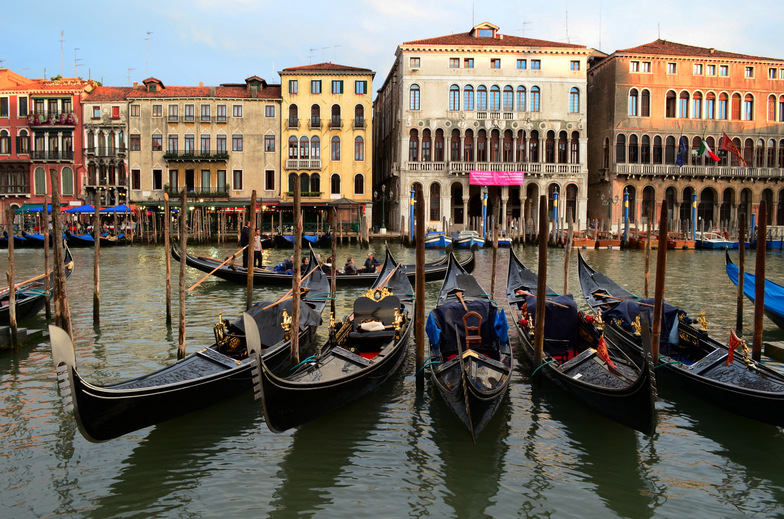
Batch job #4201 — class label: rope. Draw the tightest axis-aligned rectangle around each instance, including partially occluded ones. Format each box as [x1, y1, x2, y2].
[416, 358, 441, 375]
[289, 355, 318, 372]
[654, 359, 683, 369]
[531, 359, 556, 377]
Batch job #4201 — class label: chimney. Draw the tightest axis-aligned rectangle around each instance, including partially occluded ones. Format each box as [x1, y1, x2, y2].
[133, 81, 138, 87]
[199, 81, 204, 87]
[499, 34, 504, 40]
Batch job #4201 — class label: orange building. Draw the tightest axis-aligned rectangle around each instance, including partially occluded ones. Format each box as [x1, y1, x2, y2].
[587, 40, 784, 229]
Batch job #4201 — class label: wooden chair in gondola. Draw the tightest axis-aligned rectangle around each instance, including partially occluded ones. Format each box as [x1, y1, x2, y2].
[463, 311, 483, 349]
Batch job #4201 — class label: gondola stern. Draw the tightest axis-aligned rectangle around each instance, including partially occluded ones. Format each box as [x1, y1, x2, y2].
[50, 325, 76, 414]
[242, 313, 264, 402]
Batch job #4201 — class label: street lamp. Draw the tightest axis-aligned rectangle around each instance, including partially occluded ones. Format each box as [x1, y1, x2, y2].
[374, 184, 394, 233]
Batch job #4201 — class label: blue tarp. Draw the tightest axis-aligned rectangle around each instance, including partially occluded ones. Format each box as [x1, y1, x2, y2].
[99, 204, 134, 214]
[726, 260, 784, 323]
[65, 205, 95, 214]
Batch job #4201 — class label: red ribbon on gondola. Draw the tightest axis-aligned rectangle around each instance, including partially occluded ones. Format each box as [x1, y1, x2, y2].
[596, 336, 617, 369]
[727, 329, 742, 366]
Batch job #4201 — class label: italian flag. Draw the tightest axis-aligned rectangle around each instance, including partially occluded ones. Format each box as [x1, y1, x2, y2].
[699, 138, 721, 162]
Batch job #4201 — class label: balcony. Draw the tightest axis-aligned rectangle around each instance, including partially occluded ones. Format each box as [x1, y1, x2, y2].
[28, 111, 78, 127]
[309, 117, 322, 129]
[31, 150, 74, 162]
[288, 118, 300, 129]
[162, 150, 229, 163]
[0, 184, 31, 196]
[85, 174, 128, 189]
[403, 160, 582, 177]
[85, 147, 128, 159]
[165, 185, 230, 198]
[353, 117, 365, 129]
[329, 118, 342, 129]
[285, 159, 322, 170]
[284, 191, 322, 198]
[615, 163, 781, 179]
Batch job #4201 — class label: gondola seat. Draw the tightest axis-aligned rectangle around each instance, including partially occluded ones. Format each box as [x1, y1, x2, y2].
[463, 311, 483, 347]
[348, 295, 401, 343]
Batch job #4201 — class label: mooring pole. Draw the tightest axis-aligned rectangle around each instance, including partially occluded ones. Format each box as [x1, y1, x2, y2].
[651, 200, 669, 365]
[291, 181, 302, 364]
[93, 191, 101, 325]
[5, 207, 18, 349]
[644, 220, 652, 299]
[753, 201, 766, 362]
[415, 184, 426, 386]
[736, 214, 746, 335]
[164, 193, 172, 326]
[533, 195, 548, 370]
[247, 191, 257, 310]
[50, 169, 72, 339]
[42, 193, 51, 319]
[564, 216, 573, 295]
[178, 189, 187, 359]
[490, 196, 499, 300]
[330, 206, 337, 320]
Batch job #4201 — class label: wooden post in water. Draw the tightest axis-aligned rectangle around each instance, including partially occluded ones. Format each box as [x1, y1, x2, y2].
[644, 220, 652, 299]
[291, 180, 302, 364]
[490, 197, 499, 300]
[330, 207, 337, 320]
[533, 195, 549, 370]
[93, 191, 101, 325]
[564, 216, 573, 295]
[736, 214, 746, 334]
[42, 193, 51, 320]
[415, 184, 426, 386]
[5, 207, 18, 349]
[650, 200, 669, 365]
[753, 202, 766, 362]
[164, 194, 172, 326]
[50, 169, 72, 339]
[246, 191, 257, 310]
[178, 189, 187, 359]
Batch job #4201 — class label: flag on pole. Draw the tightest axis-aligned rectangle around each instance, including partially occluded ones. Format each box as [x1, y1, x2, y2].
[698, 137, 721, 162]
[676, 135, 687, 167]
[720, 132, 747, 167]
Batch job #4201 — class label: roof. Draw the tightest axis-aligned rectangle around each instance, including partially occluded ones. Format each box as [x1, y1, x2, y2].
[402, 31, 586, 50]
[126, 84, 282, 99]
[281, 62, 374, 74]
[617, 39, 784, 62]
[84, 86, 134, 102]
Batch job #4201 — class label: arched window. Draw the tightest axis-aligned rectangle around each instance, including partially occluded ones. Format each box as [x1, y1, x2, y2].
[354, 174, 364, 195]
[641, 135, 651, 163]
[449, 85, 460, 110]
[769, 95, 777, 121]
[516, 86, 526, 111]
[756, 139, 765, 167]
[311, 173, 320, 194]
[429, 183, 441, 221]
[435, 129, 445, 161]
[616, 134, 626, 163]
[311, 104, 321, 127]
[706, 92, 716, 119]
[678, 91, 689, 118]
[300, 137, 309, 160]
[477, 130, 487, 162]
[665, 90, 676, 118]
[331, 173, 340, 195]
[719, 92, 729, 119]
[653, 136, 663, 164]
[464, 85, 474, 111]
[34, 167, 46, 195]
[530, 86, 540, 112]
[409, 84, 420, 110]
[450, 129, 461, 161]
[503, 86, 514, 111]
[477, 85, 488, 111]
[300, 172, 310, 193]
[629, 88, 639, 116]
[354, 136, 364, 161]
[545, 131, 555, 163]
[288, 104, 298, 128]
[569, 87, 580, 113]
[517, 130, 527, 162]
[628, 134, 639, 163]
[331, 104, 341, 128]
[692, 92, 702, 119]
[489, 86, 500, 111]
[288, 136, 298, 159]
[0, 130, 9, 154]
[61, 167, 74, 195]
[731, 93, 742, 120]
[665, 136, 676, 164]
[641, 89, 650, 117]
[422, 129, 431, 162]
[311, 136, 320, 159]
[354, 104, 364, 127]
[463, 129, 474, 162]
[18, 129, 29, 154]
[744, 94, 754, 121]
[768, 139, 776, 167]
[409, 129, 419, 162]
[331, 136, 341, 161]
[779, 95, 784, 122]
[570, 131, 580, 163]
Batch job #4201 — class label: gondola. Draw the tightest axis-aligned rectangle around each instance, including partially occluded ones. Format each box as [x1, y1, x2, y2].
[507, 248, 657, 435]
[426, 252, 512, 441]
[578, 251, 784, 428]
[49, 249, 330, 442]
[172, 245, 474, 286]
[725, 252, 784, 331]
[65, 231, 96, 247]
[247, 248, 414, 433]
[1, 244, 75, 326]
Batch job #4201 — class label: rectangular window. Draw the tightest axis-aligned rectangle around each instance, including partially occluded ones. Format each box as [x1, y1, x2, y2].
[169, 170, 179, 190]
[132, 169, 141, 190]
[449, 58, 459, 68]
[18, 96, 28, 117]
[693, 63, 703, 75]
[264, 135, 275, 152]
[130, 105, 140, 117]
[570, 61, 580, 71]
[112, 106, 120, 119]
[184, 104, 194, 121]
[152, 104, 162, 117]
[667, 63, 677, 74]
[410, 57, 420, 68]
[201, 135, 210, 153]
[201, 105, 210, 121]
[769, 68, 778, 79]
[464, 58, 474, 68]
[630, 61, 640, 72]
[355, 80, 367, 95]
[92, 106, 101, 119]
[233, 105, 242, 117]
[289, 80, 298, 94]
[130, 134, 141, 151]
[265, 105, 275, 117]
[232, 134, 243, 151]
[707, 64, 716, 76]
[642, 62, 651, 72]
[216, 135, 226, 153]
[781, 69, 784, 79]
[531, 60, 541, 70]
[217, 170, 226, 192]
[745, 66, 754, 78]
[307, 80, 320, 94]
[168, 104, 178, 121]
[719, 65, 729, 76]
[516, 59, 527, 70]
[152, 134, 162, 151]
[216, 104, 226, 121]
[265, 170, 275, 191]
[168, 134, 178, 152]
[233, 170, 243, 190]
[201, 169, 210, 190]
[490, 58, 500, 69]
[331, 138, 340, 161]
[331, 80, 344, 94]
[184, 134, 194, 153]
[153, 169, 162, 190]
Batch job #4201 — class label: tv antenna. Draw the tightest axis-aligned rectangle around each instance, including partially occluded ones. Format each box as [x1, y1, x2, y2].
[308, 48, 318, 64]
[74, 48, 82, 77]
[519, 19, 532, 38]
[145, 32, 152, 77]
[59, 30, 64, 76]
[127, 67, 134, 86]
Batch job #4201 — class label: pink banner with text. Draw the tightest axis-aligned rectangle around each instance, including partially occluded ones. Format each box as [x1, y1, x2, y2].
[469, 171, 525, 186]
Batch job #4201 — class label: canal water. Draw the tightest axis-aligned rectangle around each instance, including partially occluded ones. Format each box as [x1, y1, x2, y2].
[1, 242, 783, 518]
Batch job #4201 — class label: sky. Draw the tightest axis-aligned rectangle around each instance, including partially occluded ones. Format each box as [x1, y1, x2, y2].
[3, 0, 784, 92]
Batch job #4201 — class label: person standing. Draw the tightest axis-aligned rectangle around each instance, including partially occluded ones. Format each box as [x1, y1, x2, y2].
[240, 221, 251, 268]
[253, 229, 263, 268]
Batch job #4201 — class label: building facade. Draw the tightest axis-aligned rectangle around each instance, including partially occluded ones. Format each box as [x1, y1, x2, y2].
[374, 22, 593, 234]
[279, 63, 375, 229]
[125, 76, 282, 208]
[587, 39, 784, 229]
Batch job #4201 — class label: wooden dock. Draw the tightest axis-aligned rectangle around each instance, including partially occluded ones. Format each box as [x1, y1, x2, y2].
[0, 326, 47, 350]
[763, 341, 784, 363]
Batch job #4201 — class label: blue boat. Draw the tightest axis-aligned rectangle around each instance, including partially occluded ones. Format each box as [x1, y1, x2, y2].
[725, 252, 784, 331]
[453, 230, 484, 249]
[424, 231, 452, 249]
[695, 231, 737, 250]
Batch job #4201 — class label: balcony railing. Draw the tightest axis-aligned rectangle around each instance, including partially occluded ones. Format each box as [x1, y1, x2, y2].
[85, 147, 128, 158]
[404, 160, 583, 176]
[288, 118, 300, 129]
[85, 175, 128, 188]
[165, 185, 230, 197]
[31, 150, 74, 161]
[284, 191, 322, 198]
[0, 185, 31, 196]
[163, 150, 229, 162]
[309, 117, 322, 129]
[329, 118, 342, 129]
[615, 163, 783, 179]
[28, 111, 78, 127]
[353, 117, 365, 129]
[285, 159, 322, 170]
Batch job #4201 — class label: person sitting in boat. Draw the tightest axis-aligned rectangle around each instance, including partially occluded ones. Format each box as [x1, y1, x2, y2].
[344, 257, 358, 275]
[300, 256, 310, 275]
[274, 255, 294, 274]
[361, 253, 381, 273]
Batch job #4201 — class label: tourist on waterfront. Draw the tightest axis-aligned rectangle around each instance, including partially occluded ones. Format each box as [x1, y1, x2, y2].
[361, 253, 381, 273]
[240, 221, 250, 268]
[253, 229, 263, 268]
[344, 257, 358, 275]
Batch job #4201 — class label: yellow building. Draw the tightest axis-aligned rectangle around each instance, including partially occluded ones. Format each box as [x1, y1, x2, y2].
[279, 63, 375, 230]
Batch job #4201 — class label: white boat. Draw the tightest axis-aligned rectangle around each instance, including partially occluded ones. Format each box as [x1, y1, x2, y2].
[696, 230, 737, 249]
[454, 230, 485, 249]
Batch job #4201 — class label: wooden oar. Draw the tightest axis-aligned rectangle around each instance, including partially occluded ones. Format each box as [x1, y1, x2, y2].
[261, 263, 318, 311]
[515, 289, 570, 309]
[592, 291, 654, 308]
[0, 271, 49, 294]
[455, 290, 469, 312]
[186, 245, 248, 292]
[375, 261, 401, 291]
